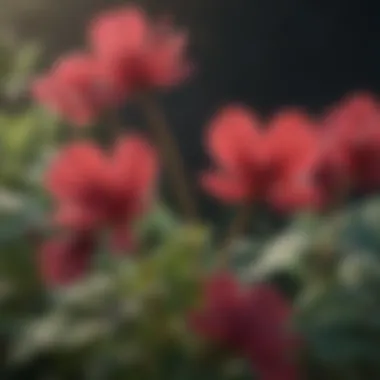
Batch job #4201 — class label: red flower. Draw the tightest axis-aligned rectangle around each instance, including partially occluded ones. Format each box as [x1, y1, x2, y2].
[245, 286, 298, 380]
[32, 53, 115, 126]
[33, 6, 191, 125]
[191, 273, 299, 380]
[190, 273, 250, 350]
[45, 134, 158, 251]
[306, 136, 349, 209]
[88, 6, 192, 98]
[201, 106, 321, 211]
[39, 232, 95, 286]
[322, 92, 380, 191]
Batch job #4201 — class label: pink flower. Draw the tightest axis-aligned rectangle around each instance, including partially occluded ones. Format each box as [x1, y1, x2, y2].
[191, 273, 299, 380]
[201, 106, 322, 211]
[45, 134, 158, 251]
[89, 6, 192, 98]
[322, 92, 380, 191]
[32, 53, 114, 126]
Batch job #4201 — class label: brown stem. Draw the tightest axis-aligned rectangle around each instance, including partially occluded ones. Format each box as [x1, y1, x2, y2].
[138, 94, 198, 222]
[68, 125, 83, 141]
[102, 108, 123, 149]
[219, 203, 253, 267]
[110, 108, 124, 138]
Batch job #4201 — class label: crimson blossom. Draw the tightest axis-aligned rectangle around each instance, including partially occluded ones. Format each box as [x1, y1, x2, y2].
[321, 92, 380, 193]
[40, 134, 158, 285]
[33, 5, 192, 126]
[89, 6, 192, 98]
[39, 231, 95, 286]
[32, 53, 115, 126]
[201, 106, 324, 211]
[190, 273, 299, 380]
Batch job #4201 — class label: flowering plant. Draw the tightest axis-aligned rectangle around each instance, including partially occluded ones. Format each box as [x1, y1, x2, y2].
[1, 5, 380, 380]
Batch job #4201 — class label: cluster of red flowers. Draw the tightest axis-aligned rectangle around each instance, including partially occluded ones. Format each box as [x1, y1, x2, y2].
[202, 93, 380, 211]
[33, 6, 192, 126]
[34, 6, 190, 284]
[40, 135, 158, 284]
[191, 273, 299, 380]
[32, 5, 380, 380]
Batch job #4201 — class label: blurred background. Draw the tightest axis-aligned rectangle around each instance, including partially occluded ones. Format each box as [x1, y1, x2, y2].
[2, 1, 380, 379]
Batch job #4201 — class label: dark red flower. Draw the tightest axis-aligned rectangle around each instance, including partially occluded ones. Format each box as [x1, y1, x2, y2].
[45, 134, 158, 251]
[306, 138, 349, 210]
[190, 273, 250, 350]
[32, 53, 115, 126]
[322, 92, 380, 191]
[88, 6, 192, 98]
[39, 232, 95, 286]
[245, 286, 298, 380]
[201, 106, 321, 211]
[191, 273, 299, 380]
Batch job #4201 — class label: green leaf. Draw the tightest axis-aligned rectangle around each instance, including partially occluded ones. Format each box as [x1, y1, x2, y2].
[135, 203, 179, 251]
[245, 218, 316, 280]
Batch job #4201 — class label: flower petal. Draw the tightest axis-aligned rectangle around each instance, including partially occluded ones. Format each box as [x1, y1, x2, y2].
[112, 134, 158, 197]
[33, 53, 112, 126]
[268, 157, 323, 212]
[53, 202, 101, 230]
[39, 233, 94, 286]
[324, 92, 380, 139]
[89, 6, 148, 58]
[201, 171, 249, 203]
[246, 286, 298, 380]
[145, 26, 192, 87]
[109, 226, 137, 254]
[206, 106, 262, 171]
[266, 109, 319, 167]
[323, 92, 380, 190]
[45, 142, 107, 201]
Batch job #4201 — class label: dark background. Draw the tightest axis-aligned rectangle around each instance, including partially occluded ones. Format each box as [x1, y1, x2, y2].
[156, 0, 380, 218]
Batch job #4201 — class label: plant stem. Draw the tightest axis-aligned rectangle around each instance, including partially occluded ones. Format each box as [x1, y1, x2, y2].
[103, 108, 123, 148]
[138, 94, 198, 222]
[68, 125, 82, 141]
[220, 203, 252, 267]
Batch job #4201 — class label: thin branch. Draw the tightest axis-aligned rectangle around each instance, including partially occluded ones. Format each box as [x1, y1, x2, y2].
[219, 203, 252, 267]
[138, 94, 198, 222]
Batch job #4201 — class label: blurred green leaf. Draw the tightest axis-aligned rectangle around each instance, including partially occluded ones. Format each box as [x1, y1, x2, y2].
[244, 213, 320, 281]
[135, 203, 179, 251]
[3, 43, 41, 99]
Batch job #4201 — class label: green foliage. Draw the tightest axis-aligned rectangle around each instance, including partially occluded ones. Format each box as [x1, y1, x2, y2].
[292, 198, 380, 378]
[8, 225, 237, 379]
[0, 40, 58, 191]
